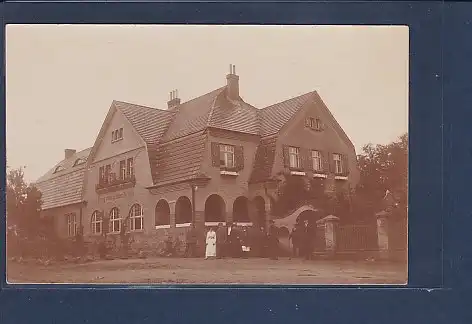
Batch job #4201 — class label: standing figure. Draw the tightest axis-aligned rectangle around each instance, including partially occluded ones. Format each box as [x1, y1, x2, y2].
[185, 223, 198, 258]
[268, 221, 279, 260]
[303, 220, 316, 260]
[216, 222, 227, 259]
[289, 222, 302, 258]
[120, 222, 130, 259]
[205, 227, 217, 259]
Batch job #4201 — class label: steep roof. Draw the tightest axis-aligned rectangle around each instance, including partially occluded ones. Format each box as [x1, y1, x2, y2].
[114, 101, 175, 145]
[153, 131, 207, 185]
[208, 92, 260, 136]
[259, 91, 315, 137]
[249, 136, 278, 184]
[162, 87, 225, 141]
[35, 147, 91, 210]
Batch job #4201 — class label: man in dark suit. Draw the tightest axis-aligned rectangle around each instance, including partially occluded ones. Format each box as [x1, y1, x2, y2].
[216, 222, 227, 259]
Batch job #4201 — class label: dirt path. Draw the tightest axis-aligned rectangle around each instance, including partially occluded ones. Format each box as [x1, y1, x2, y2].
[7, 257, 407, 285]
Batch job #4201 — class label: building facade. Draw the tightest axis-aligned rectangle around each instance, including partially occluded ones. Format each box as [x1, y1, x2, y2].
[35, 65, 360, 251]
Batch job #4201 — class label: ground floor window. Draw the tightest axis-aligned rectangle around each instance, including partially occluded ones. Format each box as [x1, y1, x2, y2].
[66, 213, 77, 237]
[129, 204, 143, 231]
[91, 210, 102, 235]
[110, 207, 121, 233]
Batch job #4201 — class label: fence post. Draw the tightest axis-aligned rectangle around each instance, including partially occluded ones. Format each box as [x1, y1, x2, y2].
[317, 215, 340, 255]
[375, 210, 391, 260]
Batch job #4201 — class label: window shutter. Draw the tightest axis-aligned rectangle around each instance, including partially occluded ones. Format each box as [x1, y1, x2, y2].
[301, 148, 309, 171]
[235, 146, 244, 171]
[282, 145, 290, 168]
[211, 142, 220, 167]
[327, 151, 333, 173]
[342, 154, 350, 175]
[304, 118, 310, 128]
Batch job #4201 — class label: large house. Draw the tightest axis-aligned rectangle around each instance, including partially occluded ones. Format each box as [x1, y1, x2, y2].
[35, 65, 360, 250]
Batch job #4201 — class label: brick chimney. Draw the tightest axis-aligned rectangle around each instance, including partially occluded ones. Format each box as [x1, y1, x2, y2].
[226, 64, 239, 100]
[65, 149, 76, 159]
[167, 89, 181, 110]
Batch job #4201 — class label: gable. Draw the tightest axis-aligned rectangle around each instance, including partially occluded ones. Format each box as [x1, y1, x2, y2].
[279, 92, 355, 152]
[90, 104, 146, 164]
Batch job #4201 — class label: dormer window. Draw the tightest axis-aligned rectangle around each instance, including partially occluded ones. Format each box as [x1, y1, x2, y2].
[73, 157, 87, 167]
[305, 117, 322, 131]
[219, 144, 235, 169]
[54, 165, 65, 173]
[112, 127, 123, 143]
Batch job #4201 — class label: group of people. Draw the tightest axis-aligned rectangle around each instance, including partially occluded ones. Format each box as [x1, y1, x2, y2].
[288, 218, 317, 260]
[184, 221, 281, 260]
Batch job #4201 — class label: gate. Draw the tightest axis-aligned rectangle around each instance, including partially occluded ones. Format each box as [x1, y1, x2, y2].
[336, 224, 378, 252]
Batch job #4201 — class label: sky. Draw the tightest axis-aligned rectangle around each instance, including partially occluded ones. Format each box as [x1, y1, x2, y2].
[6, 25, 408, 183]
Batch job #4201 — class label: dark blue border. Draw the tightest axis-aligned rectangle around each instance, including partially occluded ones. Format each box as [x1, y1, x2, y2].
[2, 1, 468, 323]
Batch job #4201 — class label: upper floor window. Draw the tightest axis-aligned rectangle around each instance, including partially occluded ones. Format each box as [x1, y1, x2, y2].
[91, 210, 102, 235]
[333, 153, 343, 174]
[312, 150, 323, 172]
[126, 158, 134, 179]
[129, 204, 143, 231]
[66, 213, 77, 237]
[289, 146, 301, 169]
[112, 127, 123, 143]
[119, 160, 126, 180]
[220, 144, 235, 169]
[109, 207, 121, 233]
[306, 117, 322, 131]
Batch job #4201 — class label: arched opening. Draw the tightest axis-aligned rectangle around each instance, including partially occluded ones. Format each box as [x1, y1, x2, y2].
[155, 199, 170, 227]
[91, 210, 102, 235]
[204, 194, 226, 223]
[128, 204, 144, 231]
[175, 196, 192, 225]
[297, 209, 322, 225]
[232, 196, 250, 223]
[254, 196, 266, 229]
[109, 207, 121, 233]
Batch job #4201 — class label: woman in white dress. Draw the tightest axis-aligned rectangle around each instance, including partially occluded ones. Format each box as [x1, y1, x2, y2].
[205, 227, 217, 259]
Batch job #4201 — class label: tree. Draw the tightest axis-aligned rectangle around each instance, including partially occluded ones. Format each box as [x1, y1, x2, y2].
[6, 166, 43, 238]
[354, 133, 408, 218]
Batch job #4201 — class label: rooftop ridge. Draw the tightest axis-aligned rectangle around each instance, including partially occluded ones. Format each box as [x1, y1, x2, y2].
[262, 90, 316, 110]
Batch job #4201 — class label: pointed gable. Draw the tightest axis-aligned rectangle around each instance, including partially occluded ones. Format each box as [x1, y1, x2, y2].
[115, 101, 175, 145]
[259, 92, 315, 137]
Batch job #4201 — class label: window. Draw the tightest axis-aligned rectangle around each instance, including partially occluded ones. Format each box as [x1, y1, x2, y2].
[54, 165, 65, 173]
[289, 146, 301, 169]
[99, 166, 105, 183]
[91, 211, 102, 235]
[109, 207, 121, 233]
[66, 213, 77, 237]
[73, 157, 87, 167]
[333, 153, 343, 174]
[127, 158, 134, 179]
[112, 128, 123, 143]
[312, 150, 323, 172]
[129, 204, 143, 231]
[105, 164, 111, 183]
[311, 118, 321, 130]
[219, 144, 235, 168]
[119, 160, 126, 180]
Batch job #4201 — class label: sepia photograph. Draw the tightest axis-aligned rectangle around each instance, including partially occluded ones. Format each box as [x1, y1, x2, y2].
[6, 24, 408, 285]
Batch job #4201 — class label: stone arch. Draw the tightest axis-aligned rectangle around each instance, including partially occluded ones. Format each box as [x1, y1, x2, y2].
[253, 196, 266, 229]
[175, 196, 192, 225]
[204, 194, 226, 223]
[232, 196, 250, 223]
[155, 199, 170, 226]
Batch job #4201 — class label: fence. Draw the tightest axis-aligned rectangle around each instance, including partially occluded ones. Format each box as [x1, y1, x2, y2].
[336, 224, 378, 252]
